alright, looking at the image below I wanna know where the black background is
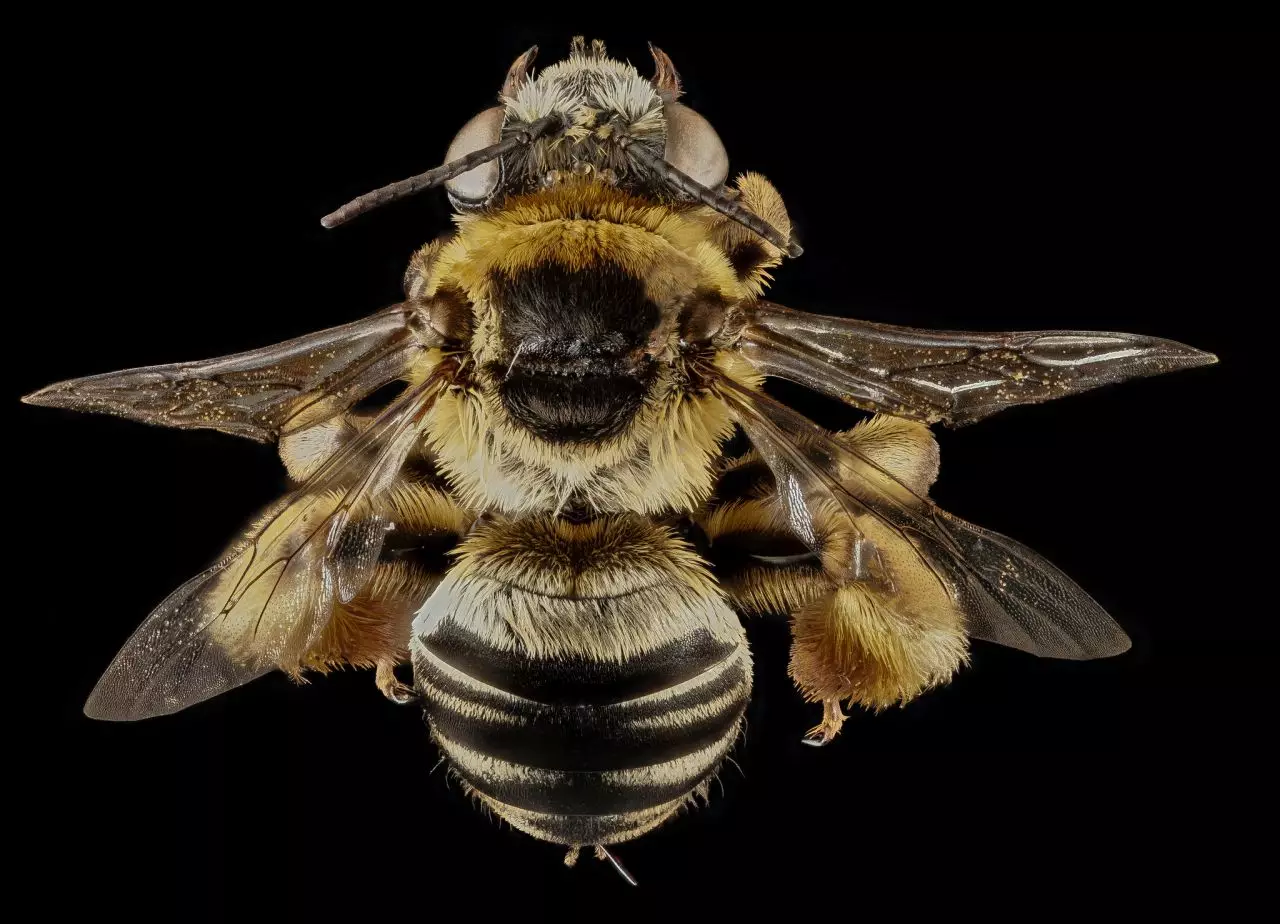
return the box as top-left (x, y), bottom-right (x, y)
top-left (16, 28), bottom-right (1273, 919)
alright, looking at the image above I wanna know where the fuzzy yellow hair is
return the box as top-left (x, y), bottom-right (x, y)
top-left (413, 181), bottom-right (771, 515)
top-left (791, 416), bottom-right (965, 710)
top-left (704, 415), bottom-right (966, 711)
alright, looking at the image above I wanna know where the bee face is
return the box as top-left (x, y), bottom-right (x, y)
top-left (499, 49), bottom-right (666, 196)
top-left (442, 38), bottom-right (730, 211)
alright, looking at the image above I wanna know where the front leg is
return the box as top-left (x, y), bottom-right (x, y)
top-left (702, 415), bottom-right (967, 743)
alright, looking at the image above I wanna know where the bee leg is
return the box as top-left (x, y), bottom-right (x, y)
top-left (375, 659), bottom-right (417, 705)
top-left (789, 583), bottom-right (966, 743)
top-left (801, 698), bottom-right (847, 747)
top-left (792, 418), bottom-right (962, 742)
top-left (704, 418), bottom-right (961, 747)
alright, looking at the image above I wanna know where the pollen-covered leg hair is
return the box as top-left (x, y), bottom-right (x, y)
top-left (791, 415), bottom-right (962, 741)
top-left (790, 583), bottom-right (967, 741)
top-left (705, 415), bottom-right (964, 742)
top-left (834, 414), bottom-right (940, 495)
top-left (699, 172), bottom-right (793, 295)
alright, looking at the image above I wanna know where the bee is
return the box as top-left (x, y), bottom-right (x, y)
top-left (26, 37), bottom-right (1215, 881)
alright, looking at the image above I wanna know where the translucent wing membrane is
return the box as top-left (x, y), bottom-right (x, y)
top-left (23, 304), bottom-right (436, 442)
top-left (715, 374), bottom-right (1131, 659)
top-left (739, 300), bottom-right (1217, 427)
top-left (727, 393), bottom-right (892, 589)
top-left (83, 367), bottom-right (451, 720)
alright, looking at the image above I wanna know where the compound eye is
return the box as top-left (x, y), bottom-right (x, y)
top-left (444, 107), bottom-right (505, 206)
top-left (663, 102), bottom-right (729, 190)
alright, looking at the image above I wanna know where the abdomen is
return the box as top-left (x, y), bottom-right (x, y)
top-left (410, 515), bottom-right (750, 847)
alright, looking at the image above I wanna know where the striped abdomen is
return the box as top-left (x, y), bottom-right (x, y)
top-left (410, 515), bottom-right (751, 847)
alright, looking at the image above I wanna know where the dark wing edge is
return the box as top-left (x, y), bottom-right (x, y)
top-left (23, 303), bottom-right (438, 442)
top-left (82, 365), bottom-right (452, 721)
top-left (714, 372), bottom-right (1131, 660)
top-left (739, 300), bottom-right (1217, 426)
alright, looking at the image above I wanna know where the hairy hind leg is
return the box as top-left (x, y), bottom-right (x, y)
top-left (704, 414), bottom-right (967, 743)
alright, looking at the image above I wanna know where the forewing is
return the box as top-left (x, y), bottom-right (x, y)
top-left (716, 374), bottom-right (1131, 659)
top-left (24, 303), bottom-right (436, 442)
top-left (740, 300), bottom-right (1216, 426)
top-left (83, 368), bottom-right (450, 721)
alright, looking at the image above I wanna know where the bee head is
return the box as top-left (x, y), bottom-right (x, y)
top-left (445, 38), bottom-right (728, 210)
top-left (322, 38), bottom-right (800, 258)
